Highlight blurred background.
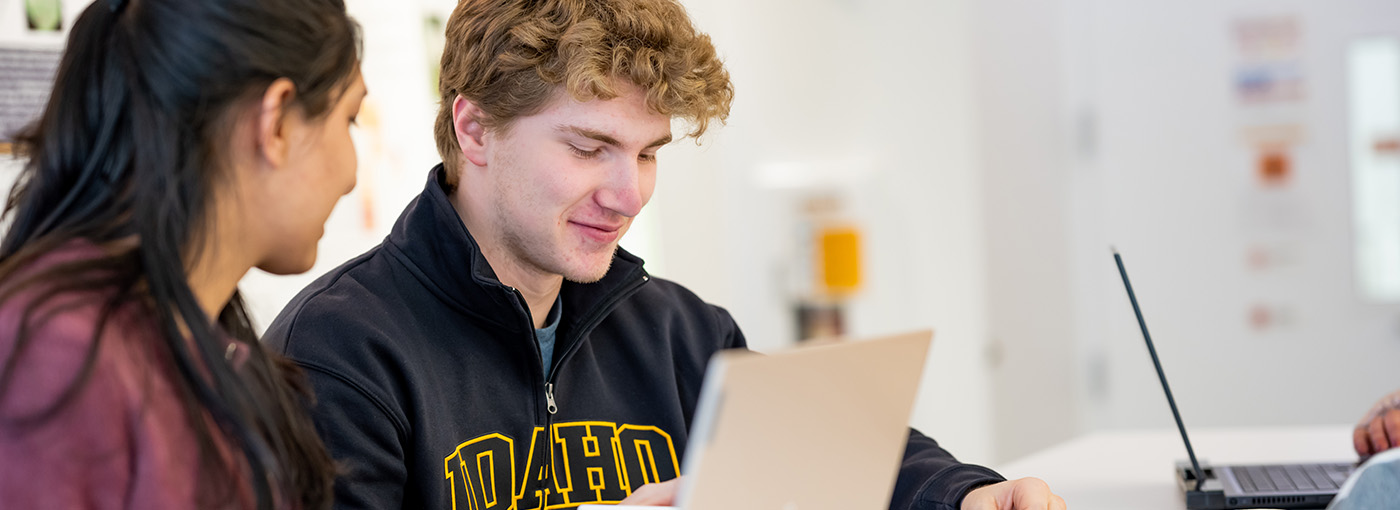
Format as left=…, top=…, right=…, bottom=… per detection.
left=3, top=0, right=1400, bottom=467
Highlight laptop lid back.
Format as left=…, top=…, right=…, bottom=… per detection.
left=1113, top=249, right=1208, bottom=490
left=676, top=330, right=934, bottom=510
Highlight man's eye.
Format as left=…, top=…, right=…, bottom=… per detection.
left=569, top=145, right=601, bottom=159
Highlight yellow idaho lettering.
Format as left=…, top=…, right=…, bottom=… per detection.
left=514, top=427, right=563, bottom=510
left=449, top=422, right=681, bottom=510
left=616, top=425, right=680, bottom=491
left=444, top=434, right=516, bottom=510
left=553, top=422, right=629, bottom=505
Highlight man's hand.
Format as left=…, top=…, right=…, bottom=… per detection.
left=618, top=478, right=681, bottom=506
left=961, top=477, right=1066, bottom=510
left=1354, top=408, right=1400, bottom=460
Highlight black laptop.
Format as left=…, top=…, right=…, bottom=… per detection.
left=1113, top=249, right=1354, bottom=509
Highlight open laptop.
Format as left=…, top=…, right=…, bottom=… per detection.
left=581, top=330, right=932, bottom=510
left=1113, top=249, right=1354, bottom=509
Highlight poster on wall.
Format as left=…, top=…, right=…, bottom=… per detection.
left=0, top=45, right=62, bottom=152
left=1233, top=14, right=1307, bottom=183
left=1231, top=14, right=1309, bottom=332
left=1233, top=15, right=1304, bottom=106
left=1, top=0, right=73, bottom=155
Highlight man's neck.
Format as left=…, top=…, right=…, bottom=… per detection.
left=450, top=182, right=562, bottom=329
left=499, top=264, right=563, bottom=330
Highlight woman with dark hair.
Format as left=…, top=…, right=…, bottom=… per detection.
left=0, top=0, right=364, bottom=508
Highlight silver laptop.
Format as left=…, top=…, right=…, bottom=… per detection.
left=1113, top=249, right=1354, bottom=509
left=582, top=330, right=933, bottom=510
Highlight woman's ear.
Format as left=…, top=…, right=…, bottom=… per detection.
left=452, top=95, right=489, bottom=167
left=256, top=78, right=298, bottom=168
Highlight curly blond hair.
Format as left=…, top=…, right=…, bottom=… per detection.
left=434, top=0, right=734, bottom=186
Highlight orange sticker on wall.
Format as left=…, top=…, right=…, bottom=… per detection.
left=818, top=226, right=861, bottom=296
left=1257, top=147, right=1292, bottom=187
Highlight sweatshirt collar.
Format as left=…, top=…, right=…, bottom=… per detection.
left=384, top=165, right=648, bottom=333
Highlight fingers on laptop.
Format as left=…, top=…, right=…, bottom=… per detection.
left=618, top=477, right=680, bottom=506
left=1358, top=409, right=1400, bottom=460
left=1367, top=411, right=1393, bottom=455
left=1355, top=425, right=1373, bottom=459
left=1367, top=417, right=1387, bottom=456
left=1387, top=409, right=1400, bottom=448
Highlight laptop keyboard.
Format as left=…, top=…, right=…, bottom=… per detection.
left=1233, top=464, right=1353, bottom=494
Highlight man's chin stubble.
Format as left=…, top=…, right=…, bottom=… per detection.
left=563, top=246, right=619, bottom=284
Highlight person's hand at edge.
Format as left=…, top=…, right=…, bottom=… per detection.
left=618, top=477, right=681, bottom=506
left=961, top=477, right=1066, bottom=510
left=1354, top=407, right=1400, bottom=460
left=1354, top=390, right=1400, bottom=460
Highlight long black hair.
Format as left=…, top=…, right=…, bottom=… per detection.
left=0, top=0, right=360, bottom=508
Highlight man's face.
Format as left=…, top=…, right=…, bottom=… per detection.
left=473, top=83, right=672, bottom=283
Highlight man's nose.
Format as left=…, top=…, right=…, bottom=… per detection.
left=595, top=158, right=646, bottom=218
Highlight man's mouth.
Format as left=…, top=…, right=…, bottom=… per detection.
left=570, top=220, right=625, bottom=243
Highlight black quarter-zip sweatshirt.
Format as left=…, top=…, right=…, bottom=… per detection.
left=264, top=165, right=1005, bottom=510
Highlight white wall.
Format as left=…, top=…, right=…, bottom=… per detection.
left=1079, top=0, right=1400, bottom=430
left=975, top=0, right=1083, bottom=462
left=981, top=0, right=1400, bottom=462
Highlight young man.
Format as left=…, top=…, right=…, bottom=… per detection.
left=265, top=0, right=1065, bottom=509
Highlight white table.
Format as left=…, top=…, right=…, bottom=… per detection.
left=995, top=426, right=1357, bottom=510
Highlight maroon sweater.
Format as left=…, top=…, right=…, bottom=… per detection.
left=0, top=246, right=249, bottom=509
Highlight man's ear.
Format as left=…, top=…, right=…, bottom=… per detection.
left=256, top=78, right=298, bottom=169
left=453, top=95, right=489, bottom=167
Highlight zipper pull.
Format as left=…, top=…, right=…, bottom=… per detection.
left=545, top=383, right=558, bottom=415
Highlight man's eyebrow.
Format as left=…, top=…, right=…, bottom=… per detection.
left=646, top=133, right=674, bottom=148
left=562, top=125, right=672, bottom=149
left=562, top=126, right=622, bottom=147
